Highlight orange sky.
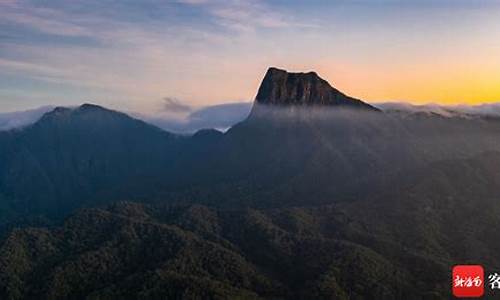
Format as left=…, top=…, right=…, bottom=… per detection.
left=1, top=1, right=500, bottom=113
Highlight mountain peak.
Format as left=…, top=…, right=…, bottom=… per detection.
left=265, top=67, right=319, bottom=81
left=78, top=103, right=106, bottom=111
left=39, top=103, right=110, bottom=123
left=254, top=67, right=378, bottom=111
left=38, top=106, right=72, bottom=121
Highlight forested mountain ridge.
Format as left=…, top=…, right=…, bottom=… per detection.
left=0, top=202, right=448, bottom=299
left=3, top=174, right=500, bottom=300
left=1, top=68, right=500, bottom=298
left=0, top=104, right=185, bottom=229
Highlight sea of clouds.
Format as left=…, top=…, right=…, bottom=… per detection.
left=3, top=101, right=500, bottom=133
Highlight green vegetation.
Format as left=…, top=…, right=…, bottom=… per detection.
left=0, top=202, right=454, bottom=299
left=2, top=102, right=500, bottom=298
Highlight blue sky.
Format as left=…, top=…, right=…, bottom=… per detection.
left=1, top=0, right=500, bottom=114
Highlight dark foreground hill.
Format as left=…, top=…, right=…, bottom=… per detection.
left=0, top=202, right=448, bottom=299
left=2, top=68, right=500, bottom=298
left=3, top=177, right=500, bottom=299
left=0, top=104, right=184, bottom=229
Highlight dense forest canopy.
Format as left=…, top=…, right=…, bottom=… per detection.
left=1, top=68, right=500, bottom=299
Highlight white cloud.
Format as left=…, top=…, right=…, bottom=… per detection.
left=0, top=106, right=54, bottom=131
left=375, top=102, right=500, bottom=117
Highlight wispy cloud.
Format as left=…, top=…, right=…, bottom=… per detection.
left=0, top=105, right=54, bottom=131
left=375, top=102, right=500, bottom=117
left=180, top=0, right=315, bottom=33
left=0, top=58, right=64, bottom=77
left=135, top=101, right=252, bottom=133
left=177, top=0, right=209, bottom=4
left=162, top=97, right=193, bottom=114
left=1, top=0, right=499, bottom=113
left=0, top=0, right=276, bottom=112
left=0, top=1, right=94, bottom=37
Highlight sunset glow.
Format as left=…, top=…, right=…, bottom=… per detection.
left=1, top=0, right=500, bottom=113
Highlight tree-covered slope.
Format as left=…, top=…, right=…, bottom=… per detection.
left=0, top=201, right=438, bottom=299
left=0, top=104, right=185, bottom=228
left=2, top=69, right=500, bottom=299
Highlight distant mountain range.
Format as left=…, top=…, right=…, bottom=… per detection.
left=1, top=68, right=500, bottom=298
left=3, top=85, right=500, bottom=135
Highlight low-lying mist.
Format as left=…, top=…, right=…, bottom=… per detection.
left=5, top=101, right=500, bottom=134
left=240, top=103, right=500, bottom=167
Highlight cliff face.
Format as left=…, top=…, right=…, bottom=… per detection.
left=253, top=67, right=378, bottom=110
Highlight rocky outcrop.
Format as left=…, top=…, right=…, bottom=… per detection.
left=253, top=67, right=378, bottom=110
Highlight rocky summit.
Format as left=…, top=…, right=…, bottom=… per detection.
left=2, top=68, right=500, bottom=299
left=254, top=67, right=378, bottom=111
